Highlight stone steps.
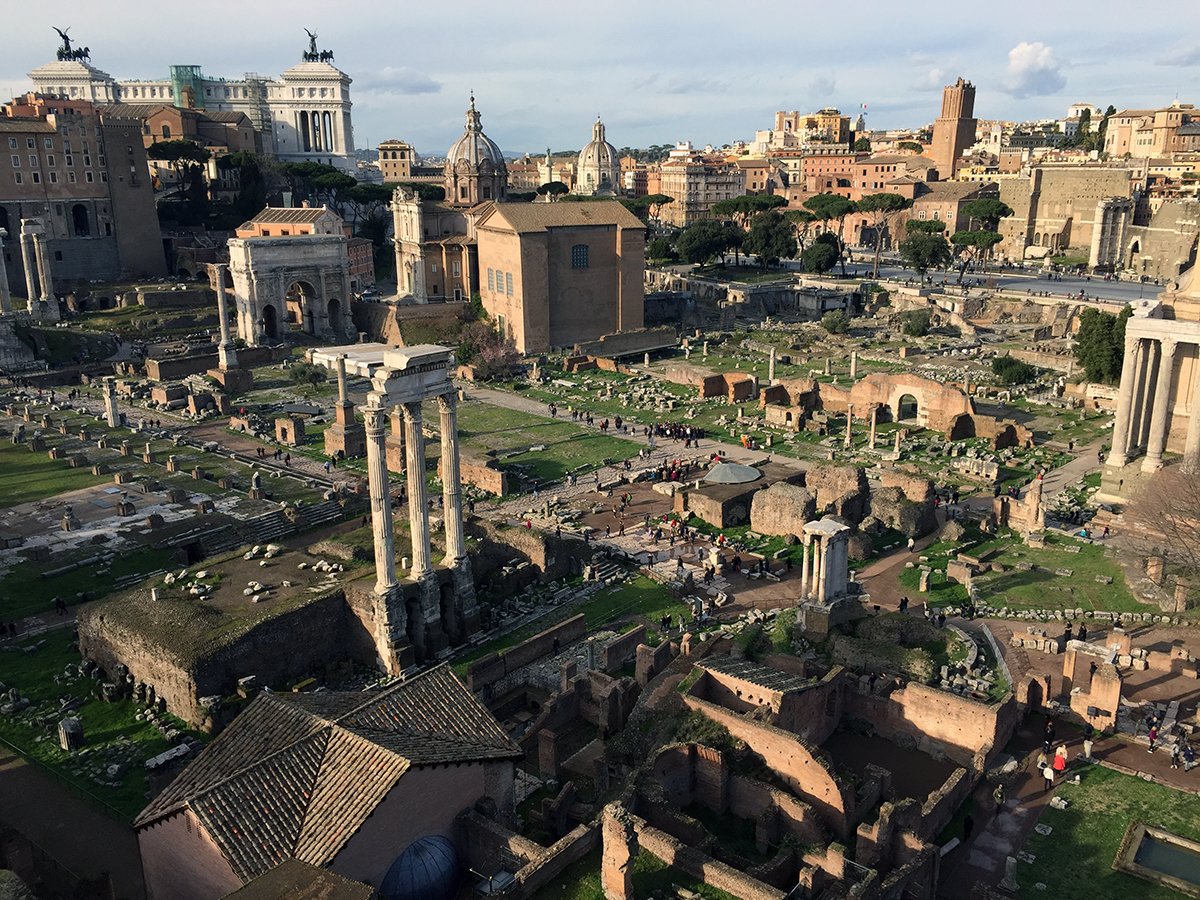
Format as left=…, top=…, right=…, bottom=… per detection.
left=299, top=499, right=345, bottom=530
left=239, top=510, right=294, bottom=545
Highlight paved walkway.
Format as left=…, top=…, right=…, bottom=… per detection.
left=0, top=746, right=145, bottom=899
left=1038, top=437, right=1106, bottom=503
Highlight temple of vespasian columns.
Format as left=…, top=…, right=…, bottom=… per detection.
left=310, top=343, right=479, bottom=672
left=1102, top=264, right=1200, bottom=497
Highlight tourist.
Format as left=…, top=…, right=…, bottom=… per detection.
left=1183, top=744, right=1197, bottom=771
left=907, top=537, right=915, bottom=552
left=1036, top=749, right=1048, bottom=772
left=1042, top=762, right=1055, bottom=792
left=1053, top=745, right=1068, bottom=774
left=1171, top=743, right=1183, bottom=769
left=1078, top=623, right=1088, bottom=642
left=1082, top=723, right=1094, bottom=761
left=1043, top=718, right=1056, bottom=753
left=1149, top=724, right=1159, bottom=753
left=993, top=783, right=1005, bottom=811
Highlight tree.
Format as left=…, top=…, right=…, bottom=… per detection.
left=898, top=231, right=953, bottom=278
left=647, top=235, right=677, bottom=262
left=853, top=136, right=872, bottom=152
left=537, top=181, right=570, bottom=201
left=281, top=161, right=355, bottom=213
left=906, top=219, right=947, bottom=234
left=675, top=220, right=736, bottom=266
left=457, top=321, right=521, bottom=380
left=803, top=193, right=855, bottom=276
left=712, top=195, right=787, bottom=265
left=783, top=209, right=818, bottom=254
left=821, top=310, right=851, bottom=333
left=900, top=309, right=931, bottom=337
left=1127, top=470, right=1200, bottom=583
left=344, top=182, right=393, bottom=248
left=1073, top=305, right=1131, bottom=383
left=216, top=151, right=268, bottom=218
left=620, top=193, right=674, bottom=225
left=147, top=140, right=211, bottom=201
left=856, top=193, right=911, bottom=277
left=389, top=182, right=445, bottom=202
left=743, top=211, right=797, bottom=267
left=960, top=198, right=1014, bottom=232
left=950, top=229, right=1003, bottom=283
left=288, top=362, right=327, bottom=391
left=898, top=141, right=924, bottom=153
left=991, top=356, right=1039, bottom=384
left=1095, top=105, right=1117, bottom=155
left=800, top=241, right=838, bottom=274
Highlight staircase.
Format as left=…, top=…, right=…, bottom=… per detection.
left=238, top=509, right=296, bottom=546
left=299, top=499, right=346, bottom=531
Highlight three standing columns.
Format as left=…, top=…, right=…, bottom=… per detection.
left=1108, top=334, right=1199, bottom=472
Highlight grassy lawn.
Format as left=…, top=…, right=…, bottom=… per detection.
left=0, top=629, right=199, bottom=822
left=0, top=441, right=109, bottom=508
left=0, top=546, right=176, bottom=622
left=900, top=527, right=1141, bottom=612
left=528, top=849, right=737, bottom=900
left=693, top=263, right=794, bottom=285
left=452, top=575, right=687, bottom=676
left=1020, top=765, right=1200, bottom=899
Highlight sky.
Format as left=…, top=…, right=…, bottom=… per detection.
left=5, top=0, right=1199, bottom=158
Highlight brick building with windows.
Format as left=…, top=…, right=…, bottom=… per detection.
left=0, top=93, right=165, bottom=294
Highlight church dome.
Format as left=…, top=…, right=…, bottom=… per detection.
left=380, top=835, right=460, bottom=900
left=447, top=96, right=505, bottom=169
left=576, top=118, right=621, bottom=196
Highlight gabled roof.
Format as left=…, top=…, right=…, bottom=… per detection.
left=696, top=655, right=815, bottom=693
left=136, top=665, right=519, bottom=882
left=224, top=859, right=375, bottom=900
left=244, top=207, right=335, bottom=226
left=477, top=200, right=644, bottom=233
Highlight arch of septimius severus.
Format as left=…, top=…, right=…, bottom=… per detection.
left=1106, top=264, right=1200, bottom=480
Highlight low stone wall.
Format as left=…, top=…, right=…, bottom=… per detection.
left=466, top=615, right=587, bottom=692
left=601, top=626, right=647, bottom=673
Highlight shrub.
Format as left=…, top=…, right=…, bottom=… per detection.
left=821, top=310, right=851, bottom=334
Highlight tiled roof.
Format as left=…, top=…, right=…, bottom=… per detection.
left=135, top=665, right=519, bottom=882
left=223, top=859, right=375, bottom=900
left=479, top=200, right=645, bottom=233
left=697, top=655, right=815, bottom=694
left=243, top=207, right=332, bottom=225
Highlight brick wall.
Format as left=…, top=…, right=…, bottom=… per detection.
left=601, top=626, right=647, bottom=673
left=466, top=615, right=587, bottom=692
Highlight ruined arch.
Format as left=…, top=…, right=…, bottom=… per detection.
left=896, top=393, right=919, bottom=422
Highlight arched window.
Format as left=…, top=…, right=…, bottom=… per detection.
left=571, top=244, right=589, bottom=269
left=71, top=204, right=90, bottom=237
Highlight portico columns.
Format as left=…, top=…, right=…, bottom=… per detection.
left=1133, top=339, right=1159, bottom=452
left=800, top=536, right=810, bottom=599
left=402, top=402, right=432, bottom=581
left=0, top=230, right=12, bottom=316
left=32, top=234, right=53, bottom=303
left=18, top=233, right=38, bottom=314
left=816, top=536, right=828, bottom=603
left=1183, top=354, right=1200, bottom=475
left=438, top=394, right=466, bottom=566
left=363, top=405, right=397, bottom=595
left=1143, top=338, right=1178, bottom=472
left=1107, top=335, right=1140, bottom=467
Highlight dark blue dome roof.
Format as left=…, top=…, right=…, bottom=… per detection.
left=380, top=835, right=460, bottom=900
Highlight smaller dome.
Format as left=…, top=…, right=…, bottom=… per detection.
left=380, top=835, right=459, bottom=900
left=447, top=96, right=505, bottom=168
left=703, top=462, right=763, bottom=485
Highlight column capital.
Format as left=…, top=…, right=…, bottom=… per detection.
left=436, top=391, right=456, bottom=412
left=402, top=401, right=423, bottom=423
left=363, top=405, right=387, bottom=431
left=1160, top=337, right=1178, bottom=358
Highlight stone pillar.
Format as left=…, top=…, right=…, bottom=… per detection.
left=212, top=264, right=238, bottom=370
left=850, top=351, right=858, bottom=379
left=801, top=536, right=810, bottom=599
left=1107, top=335, right=1140, bottom=467
left=1133, top=339, right=1159, bottom=452
left=893, top=431, right=902, bottom=455
left=869, top=406, right=878, bottom=449
left=816, top=537, right=828, bottom=602
left=1143, top=338, right=1177, bottom=472
left=844, top=404, right=853, bottom=448
left=824, top=357, right=832, bottom=375
left=363, top=406, right=397, bottom=595
left=437, top=393, right=466, bottom=567
left=102, top=378, right=119, bottom=428
left=403, top=402, right=432, bottom=580
left=0, top=230, right=11, bottom=315
left=19, top=233, right=39, bottom=314
left=335, top=354, right=349, bottom=405
left=1183, top=346, right=1200, bottom=474
left=600, top=804, right=637, bottom=900
left=32, top=233, right=53, bottom=302
left=768, top=347, right=776, bottom=385
left=385, top=405, right=406, bottom=473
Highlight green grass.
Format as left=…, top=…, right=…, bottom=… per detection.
left=0, top=546, right=176, bottom=622
left=452, top=575, right=687, bottom=676
left=0, top=629, right=200, bottom=822
left=0, top=441, right=110, bottom=508
left=528, top=849, right=737, bottom=900
left=1020, top=765, right=1200, bottom=899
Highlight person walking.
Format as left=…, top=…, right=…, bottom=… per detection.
left=1082, top=723, right=1094, bottom=761
left=1042, top=762, right=1056, bottom=792
left=1149, top=724, right=1159, bottom=753
left=1053, top=744, right=1068, bottom=775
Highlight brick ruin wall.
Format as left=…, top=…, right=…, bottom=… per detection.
left=601, top=626, right=648, bottom=673
left=466, top=615, right=587, bottom=692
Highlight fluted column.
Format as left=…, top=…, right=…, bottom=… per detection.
left=32, top=234, right=53, bottom=302
left=800, top=535, right=810, bottom=600
left=212, top=263, right=238, bottom=369
left=437, top=393, right=466, bottom=566
left=0, top=230, right=12, bottom=315
left=1182, top=346, right=1200, bottom=474
left=19, top=234, right=39, bottom=313
left=403, top=402, right=432, bottom=579
left=1143, top=338, right=1178, bottom=472
left=1107, top=335, right=1140, bottom=467
left=1133, top=339, right=1159, bottom=452
left=364, top=405, right=397, bottom=594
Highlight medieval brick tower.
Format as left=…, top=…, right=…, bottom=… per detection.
left=931, top=78, right=977, bottom=177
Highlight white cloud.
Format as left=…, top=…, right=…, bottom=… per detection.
left=1157, top=43, right=1200, bottom=66
left=1004, top=41, right=1066, bottom=98
left=913, top=67, right=945, bottom=90
left=356, top=66, right=440, bottom=94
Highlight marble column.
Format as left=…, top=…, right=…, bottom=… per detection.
left=1143, top=338, right=1178, bottom=472
left=869, top=406, right=878, bottom=449
left=0, top=230, right=11, bottom=315
left=801, top=536, right=810, bottom=600
left=212, top=264, right=238, bottom=369
left=1107, top=335, right=1140, bottom=467
left=768, top=348, right=776, bottom=385
left=335, top=354, right=349, bottom=405
left=844, top=405, right=853, bottom=448
left=850, top=351, right=858, bottom=379
left=32, top=234, right=53, bottom=302
left=1132, top=339, right=1158, bottom=453
left=402, top=402, right=432, bottom=580
left=363, top=406, right=397, bottom=594
left=1182, top=347, right=1200, bottom=474
left=19, top=234, right=38, bottom=313
left=816, top=537, right=828, bottom=603
left=102, top=378, right=119, bottom=428
left=437, top=393, right=465, bottom=567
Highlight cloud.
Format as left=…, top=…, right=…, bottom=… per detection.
left=1004, top=41, right=1066, bottom=98
left=356, top=66, right=440, bottom=94
left=632, top=72, right=730, bottom=95
left=809, top=74, right=836, bottom=100
left=1157, top=43, right=1200, bottom=66
left=913, top=67, right=945, bottom=91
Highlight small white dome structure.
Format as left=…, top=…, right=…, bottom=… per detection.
left=576, top=117, right=621, bottom=196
